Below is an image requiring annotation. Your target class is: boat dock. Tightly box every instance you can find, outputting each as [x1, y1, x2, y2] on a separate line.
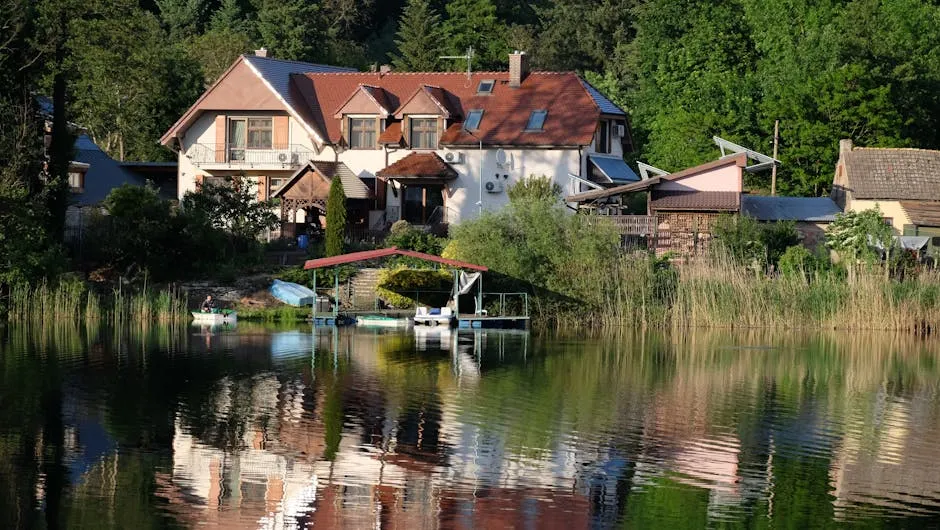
[457, 315, 529, 330]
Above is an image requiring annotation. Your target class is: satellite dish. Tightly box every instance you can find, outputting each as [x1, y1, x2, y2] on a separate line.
[495, 149, 507, 166]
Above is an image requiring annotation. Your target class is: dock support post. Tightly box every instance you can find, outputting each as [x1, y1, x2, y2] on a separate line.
[453, 269, 459, 316]
[312, 269, 317, 321]
[333, 269, 339, 318]
[477, 274, 483, 316]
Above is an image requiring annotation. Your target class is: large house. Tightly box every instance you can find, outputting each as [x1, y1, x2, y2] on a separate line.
[831, 138, 940, 238]
[160, 50, 633, 237]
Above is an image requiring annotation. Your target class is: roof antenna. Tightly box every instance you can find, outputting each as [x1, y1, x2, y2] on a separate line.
[440, 46, 474, 81]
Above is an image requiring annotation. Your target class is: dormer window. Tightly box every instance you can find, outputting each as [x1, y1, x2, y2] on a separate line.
[477, 80, 495, 94]
[348, 117, 377, 149]
[410, 118, 438, 149]
[464, 109, 483, 131]
[525, 110, 547, 131]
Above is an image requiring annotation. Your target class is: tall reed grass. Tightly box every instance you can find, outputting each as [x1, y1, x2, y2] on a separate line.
[7, 281, 188, 326]
[564, 254, 940, 332]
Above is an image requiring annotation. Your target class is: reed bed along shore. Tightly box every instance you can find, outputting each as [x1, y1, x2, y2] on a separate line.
[7, 281, 189, 326]
[567, 255, 940, 333]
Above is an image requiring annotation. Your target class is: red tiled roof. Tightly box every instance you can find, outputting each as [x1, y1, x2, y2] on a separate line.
[376, 152, 457, 180]
[378, 121, 403, 145]
[303, 247, 487, 271]
[650, 190, 740, 212]
[290, 71, 600, 147]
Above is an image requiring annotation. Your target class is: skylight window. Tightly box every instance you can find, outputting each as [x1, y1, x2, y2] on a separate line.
[464, 109, 484, 130]
[477, 79, 495, 94]
[525, 110, 547, 131]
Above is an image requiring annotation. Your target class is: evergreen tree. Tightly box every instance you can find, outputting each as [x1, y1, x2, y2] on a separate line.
[156, 0, 208, 41]
[442, 0, 507, 70]
[325, 176, 346, 257]
[391, 0, 444, 71]
[255, 0, 321, 62]
[188, 27, 253, 86]
[210, 0, 251, 33]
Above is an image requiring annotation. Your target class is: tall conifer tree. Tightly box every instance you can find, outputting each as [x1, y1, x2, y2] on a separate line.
[325, 176, 346, 257]
[391, 0, 444, 72]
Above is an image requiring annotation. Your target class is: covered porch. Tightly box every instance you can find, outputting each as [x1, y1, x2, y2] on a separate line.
[377, 152, 457, 228]
[272, 160, 375, 240]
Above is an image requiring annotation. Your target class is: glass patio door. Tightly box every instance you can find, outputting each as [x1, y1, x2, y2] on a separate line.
[228, 118, 246, 161]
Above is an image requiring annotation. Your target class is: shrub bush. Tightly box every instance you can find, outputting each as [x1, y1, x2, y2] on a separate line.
[384, 220, 445, 255]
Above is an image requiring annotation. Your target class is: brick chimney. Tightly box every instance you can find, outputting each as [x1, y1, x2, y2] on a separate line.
[254, 47, 268, 58]
[839, 138, 853, 155]
[509, 51, 529, 88]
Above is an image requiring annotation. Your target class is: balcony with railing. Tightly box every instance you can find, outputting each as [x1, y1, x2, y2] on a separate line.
[185, 143, 315, 169]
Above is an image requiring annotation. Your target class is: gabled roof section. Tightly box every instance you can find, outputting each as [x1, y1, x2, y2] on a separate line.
[843, 147, 940, 201]
[274, 160, 372, 200]
[377, 152, 458, 180]
[900, 201, 940, 227]
[580, 79, 626, 116]
[393, 85, 453, 119]
[72, 135, 146, 206]
[333, 85, 392, 118]
[296, 72, 600, 147]
[650, 190, 740, 212]
[160, 55, 352, 146]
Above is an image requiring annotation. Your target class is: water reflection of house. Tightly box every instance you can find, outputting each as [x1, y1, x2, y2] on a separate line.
[829, 391, 940, 520]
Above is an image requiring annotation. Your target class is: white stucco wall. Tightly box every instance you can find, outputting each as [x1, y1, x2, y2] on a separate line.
[175, 111, 600, 226]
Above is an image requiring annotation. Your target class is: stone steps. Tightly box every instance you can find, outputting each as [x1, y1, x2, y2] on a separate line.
[349, 268, 381, 309]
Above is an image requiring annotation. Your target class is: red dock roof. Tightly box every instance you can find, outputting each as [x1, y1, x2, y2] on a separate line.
[303, 247, 488, 271]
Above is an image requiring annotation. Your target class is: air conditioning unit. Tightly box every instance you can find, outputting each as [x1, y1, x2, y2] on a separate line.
[615, 124, 626, 138]
[277, 152, 289, 163]
[443, 151, 464, 164]
[484, 180, 504, 193]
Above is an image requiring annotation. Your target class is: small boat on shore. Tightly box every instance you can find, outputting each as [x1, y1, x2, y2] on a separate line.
[191, 311, 237, 325]
[270, 279, 316, 307]
[356, 315, 413, 328]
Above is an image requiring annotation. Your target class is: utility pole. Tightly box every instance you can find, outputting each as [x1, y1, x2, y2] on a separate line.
[771, 120, 780, 196]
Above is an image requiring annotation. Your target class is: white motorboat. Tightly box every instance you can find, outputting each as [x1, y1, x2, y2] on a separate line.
[191, 311, 237, 325]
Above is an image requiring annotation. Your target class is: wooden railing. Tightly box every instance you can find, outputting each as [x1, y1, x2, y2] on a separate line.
[585, 214, 659, 236]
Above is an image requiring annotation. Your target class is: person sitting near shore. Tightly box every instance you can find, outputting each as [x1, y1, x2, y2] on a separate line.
[201, 295, 216, 313]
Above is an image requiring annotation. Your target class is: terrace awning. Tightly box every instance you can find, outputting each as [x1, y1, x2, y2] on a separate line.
[303, 247, 487, 271]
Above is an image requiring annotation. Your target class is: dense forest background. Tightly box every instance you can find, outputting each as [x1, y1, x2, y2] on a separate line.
[6, 0, 940, 194]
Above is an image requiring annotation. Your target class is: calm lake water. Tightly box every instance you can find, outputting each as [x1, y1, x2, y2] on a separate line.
[2, 323, 940, 529]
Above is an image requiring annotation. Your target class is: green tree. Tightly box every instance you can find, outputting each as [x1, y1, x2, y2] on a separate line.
[66, 0, 202, 161]
[391, 0, 444, 71]
[442, 0, 507, 70]
[255, 0, 321, 62]
[825, 207, 893, 264]
[506, 175, 561, 203]
[325, 176, 346, 257]
[187, 27, 253, 86]
[630, 0, 760, 172]
[156, 0, 208, 41]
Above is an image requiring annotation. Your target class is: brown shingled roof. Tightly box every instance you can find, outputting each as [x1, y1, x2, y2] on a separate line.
[650, 190, 740, 212]
[844, 148, 940, 201]
[900, 201, 940, 227]
[290, 71, 600, 147]
[377, 152, 457, 180]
